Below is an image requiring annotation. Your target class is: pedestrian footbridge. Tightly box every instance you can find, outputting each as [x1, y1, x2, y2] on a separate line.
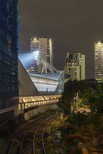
[18, 95, 61, 113]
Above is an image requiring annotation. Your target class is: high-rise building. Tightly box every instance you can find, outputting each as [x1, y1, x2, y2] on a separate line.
[94, 41, 103, 82]
[30, 37, 53, 73]
[0, 0, 18, 125]
[64, 53, 85, 81]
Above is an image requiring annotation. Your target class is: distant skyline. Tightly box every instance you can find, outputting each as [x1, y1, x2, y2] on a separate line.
[19, 0, 103, 79]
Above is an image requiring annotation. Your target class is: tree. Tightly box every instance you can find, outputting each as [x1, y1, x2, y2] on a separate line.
[82, 82, 103, 114]
[58, 79, 97, 115]
[58, 80, 77, 114]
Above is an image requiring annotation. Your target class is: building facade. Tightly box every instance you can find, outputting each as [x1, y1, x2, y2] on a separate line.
[30, 37, 53, 73]
[64, 53, 85, 81]
[94, 41, 103, 82]
[0, 0, 18, 125]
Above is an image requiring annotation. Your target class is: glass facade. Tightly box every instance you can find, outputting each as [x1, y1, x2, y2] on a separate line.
[29, 73, 64, 95]
[0, 0, 18, 124]
[19, 53, 64, 95]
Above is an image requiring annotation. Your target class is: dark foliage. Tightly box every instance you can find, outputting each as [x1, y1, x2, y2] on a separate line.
[58, 79, 97, 114]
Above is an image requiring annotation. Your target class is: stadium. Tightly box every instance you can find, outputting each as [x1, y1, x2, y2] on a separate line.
[19, 52, 64, 96]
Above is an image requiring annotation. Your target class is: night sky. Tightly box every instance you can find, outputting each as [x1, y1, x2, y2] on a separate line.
[19, 0, 103, 79]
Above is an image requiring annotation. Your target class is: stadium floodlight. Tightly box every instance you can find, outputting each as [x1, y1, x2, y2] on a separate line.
[33, 50, 40, 60]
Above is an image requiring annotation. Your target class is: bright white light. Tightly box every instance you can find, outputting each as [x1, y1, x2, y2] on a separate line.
[49, 38, 53, 65]
[32, 37, 38, 42]
[34, 37, 37, 41]
[98, 41, 101, 45]
[33, 50, 39, 60]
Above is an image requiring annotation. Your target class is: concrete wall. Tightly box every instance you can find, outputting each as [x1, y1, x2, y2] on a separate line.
[18, 60, 39, 97]
[24, 104, 58, 120]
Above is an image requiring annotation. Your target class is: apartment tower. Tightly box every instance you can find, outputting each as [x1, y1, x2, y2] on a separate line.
[30, 37, 53, 73]
[94, 41, 103, 82]
[64, 53, 85, 81]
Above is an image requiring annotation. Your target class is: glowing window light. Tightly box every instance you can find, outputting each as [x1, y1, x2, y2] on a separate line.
[49, 38, 53, 64]
[95, 42, 103, 51]
[32, 37, 38, 42]
[33, 50, 39, 60]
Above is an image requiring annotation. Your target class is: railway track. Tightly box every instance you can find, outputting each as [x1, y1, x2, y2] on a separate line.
[33, 115, 57, 154]
[6, 111, 59, 154]
[41, 116, 57, 154]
